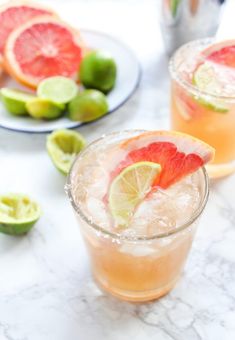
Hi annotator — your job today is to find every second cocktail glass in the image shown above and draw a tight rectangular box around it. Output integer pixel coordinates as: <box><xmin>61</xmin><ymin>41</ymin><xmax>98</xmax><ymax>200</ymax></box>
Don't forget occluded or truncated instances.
<box><xmin>169</xmin><ymin>38</ymin><xmax>235</xmax><ymax>178</ymax></box>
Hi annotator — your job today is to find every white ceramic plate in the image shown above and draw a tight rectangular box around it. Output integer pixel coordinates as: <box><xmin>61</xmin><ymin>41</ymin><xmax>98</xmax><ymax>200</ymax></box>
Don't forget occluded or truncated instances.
<box><xmin>0</xmin><ymin>29</ymin><xmax>141</xmax><ymax>133</ymax></box>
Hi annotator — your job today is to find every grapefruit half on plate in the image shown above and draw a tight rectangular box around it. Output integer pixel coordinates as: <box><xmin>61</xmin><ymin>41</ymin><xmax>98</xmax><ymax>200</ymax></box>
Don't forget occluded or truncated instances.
<box><xmin>4</xmin><ymin>16</ymin><xmax>86</xmax><ymax>89</ymax></box>
<box><xmin>0</xmin><ymin>0</ymin><xmax>55</xmax><ymax>66</ymax></box>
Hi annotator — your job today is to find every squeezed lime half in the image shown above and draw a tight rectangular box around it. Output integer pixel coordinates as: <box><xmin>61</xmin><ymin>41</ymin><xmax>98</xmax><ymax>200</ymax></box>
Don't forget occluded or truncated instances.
<box><xmin>68</xmin><ymin>89</ymin><xmax>109</xmax><ymax>122</ymax></box>
<box><xmin>47</xmin><ymin>129</ymin><xmax>86</xmax><ymax>175</ymax></box>
<box><xmin>0</xmin><ymin>194</ymin><xmax>41</xmax><ymax>235</ymax></box>
<box><xmin>0</xmin><ymin>88</ymin><xmax>35</xmax><ymax>115</ymax></box>
<box><xmin>26</xmin><ymin>98</ymin><xmax>65</xmax><ymax>120</ymax></box>
<box><xmin>37</xmin><ymin>76</ymin><xmax>78</xmax><ymax>104</ymax></box>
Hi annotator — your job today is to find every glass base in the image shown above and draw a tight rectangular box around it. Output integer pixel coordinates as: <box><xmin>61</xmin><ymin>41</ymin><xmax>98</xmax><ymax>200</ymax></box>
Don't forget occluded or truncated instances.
<box><xmin>206</xmin><ymin>161</ymin><xmax>235</xmax><ymax>179</ymax></box>
<box><xmin>94</xmin><ymin>274</ymin><xmax>179</xmax><ymax>302</ymax></box>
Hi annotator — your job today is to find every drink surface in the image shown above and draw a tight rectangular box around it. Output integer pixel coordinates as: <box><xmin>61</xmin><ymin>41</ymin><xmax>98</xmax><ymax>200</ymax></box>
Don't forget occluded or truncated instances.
<box><xmin>71</xmin><ymin>135</ymin><xmax>203</xmax><ymax>238</ymax></box>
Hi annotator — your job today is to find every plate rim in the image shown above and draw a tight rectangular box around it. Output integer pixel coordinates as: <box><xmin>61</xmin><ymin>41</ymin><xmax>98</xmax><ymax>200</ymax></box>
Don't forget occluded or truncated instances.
<box><xmin>0</xmin><ymin>28</ymin><xmax>141</xmax><ymax>134</ymax></box>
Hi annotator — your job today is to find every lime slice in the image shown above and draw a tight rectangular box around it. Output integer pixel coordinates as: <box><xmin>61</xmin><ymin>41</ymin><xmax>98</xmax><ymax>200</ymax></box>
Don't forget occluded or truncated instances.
<box><xmin>37</xmin><ymin>76</ymin><xmax>78</xmax><ymax>104</ymax></box>
<box><xmin>47</xmin><ymin>129</ymin><xmax>86</xmax><ymax>175</ymax></box>
<box><xmin>0</xmin><ymin>88</ymin><xmax>35</xmax><ymax>115</ymax></box>
<box><xmin>79</xmin><ymin>50</ymin><xmax>117</xmax><ymax>93</ymax></box>
<box><xmin>0</xmin><ymin>194</ymin><xmax>41</xmax><ymax>235</ymax></box>
<box><xmin>68</xmin><ymin>89</ymin><xmax>109</xmax><ymax>122</ymax></box>
<box><xmin>26</xmin><ymin>98</ymin><xmax>65</xmax><ymax>120</ymax></box>
<box><xmin>193</xmin><ymin>62</ymin><xmax>229</xmax><ymax>113</ymax></box>
<box><xmin>109</xmin><ymin>161</ymin><xmax>161</xmax><ymax>227</ymax></box>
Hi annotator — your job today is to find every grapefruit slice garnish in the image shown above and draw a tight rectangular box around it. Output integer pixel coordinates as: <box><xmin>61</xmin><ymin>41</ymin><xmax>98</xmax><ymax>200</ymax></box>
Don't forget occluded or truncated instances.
<box><xmin>202</xmin><ymin>40</ymin><xmax>235</xmax><ymax>68</ymax></box>
<box><xmin>112</xmin><ymin>131</ymin><xmax>215</xmax><ymax>189</ymax></box>
<box><xmin>4</xmin><ymin>16</ymin><xmax>85</xmax><ymax>88</ymax></box>
<box><xmin>0</xmin><ymin>0</ymin><xmax>55</xmax><ymax>65</ymax></box>
<box><xmin>109</xmin><ymin>161</ymin><xmax>161</xmax><ymax>227</ymax></box>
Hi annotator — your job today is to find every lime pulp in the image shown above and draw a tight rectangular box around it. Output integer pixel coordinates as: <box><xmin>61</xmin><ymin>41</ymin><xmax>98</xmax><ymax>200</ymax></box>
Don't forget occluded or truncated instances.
<box><xmin>37</xmin><ymin>76</ymin><xmax>78</xmax><ymax>104</ymax></box>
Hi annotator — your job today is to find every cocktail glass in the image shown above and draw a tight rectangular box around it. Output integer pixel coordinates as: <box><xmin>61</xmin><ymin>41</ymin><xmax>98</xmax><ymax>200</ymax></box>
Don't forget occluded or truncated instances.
<box><xmin>169</xmin><ymin>38</ymin><xmax>235</xmax><ymax>178</ymax></box>
<box><xmin>66</xmin><ymin>130</ymin><xmax>209</xmax><ymax>302</ymax></box>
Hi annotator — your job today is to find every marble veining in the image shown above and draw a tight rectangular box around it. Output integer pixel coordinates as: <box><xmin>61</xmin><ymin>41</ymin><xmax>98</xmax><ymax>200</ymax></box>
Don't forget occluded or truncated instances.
<box><xmin>0</xmin><ymin>1</ymin><xmax>235</xmax><ymax>339</ymax></box>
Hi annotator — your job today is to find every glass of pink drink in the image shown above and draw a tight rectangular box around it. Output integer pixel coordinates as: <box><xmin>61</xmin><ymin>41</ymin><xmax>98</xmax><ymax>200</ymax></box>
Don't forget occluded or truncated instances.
<box><xmin>66</xmin><ymin>130</ymin><xmax>212</xmax><ymax>302</ymax></box>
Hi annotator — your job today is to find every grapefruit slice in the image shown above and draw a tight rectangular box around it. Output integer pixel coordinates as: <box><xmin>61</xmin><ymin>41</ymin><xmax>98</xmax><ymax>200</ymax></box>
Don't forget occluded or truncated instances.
<box><xmin>112</xmin><ymin>131</ymin><xmax>215</xmax><ymax>189</ymax></box>
<box><xmin>4</xmin><ymin>16</ymin><xmax>85</xmax><ymax>88</ymax></box>
<box><xmin>202</xmin><ymin>40</ymin><xmax>235</xmax><ymax>68</ymax></box>
<box><xmin>0</xmin><ymin>0</ymin><xmax>55</xmax><ymax>65</ymax></box>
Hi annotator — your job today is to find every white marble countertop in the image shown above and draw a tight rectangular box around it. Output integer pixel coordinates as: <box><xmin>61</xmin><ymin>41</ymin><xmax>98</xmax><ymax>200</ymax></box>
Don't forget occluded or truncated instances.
<box><xmin>0</xmin><ymin>1</ymin><xmax>235</xmax><ymax>339</ymax></box>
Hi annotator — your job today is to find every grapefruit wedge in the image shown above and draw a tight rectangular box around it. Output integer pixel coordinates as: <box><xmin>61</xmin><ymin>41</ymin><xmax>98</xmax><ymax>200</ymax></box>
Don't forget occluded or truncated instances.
<box><xmin>4</xmin><ymin>16</ymin><xmax>85</xmax><ymax>88</ymax></box>
<box><xmin>202</xmin><ymin>40</ymin><xmax>235</xmax><ymax>68</ymax></box>
<box><xmin>112</xmin><ymin>130</ymin><xmax>215</xmax><ymax>189</ymax></box>
<box><xmin>0</xmin><ymin>0</ymin><xmax>55</xmax><ymax>65</ymax></box>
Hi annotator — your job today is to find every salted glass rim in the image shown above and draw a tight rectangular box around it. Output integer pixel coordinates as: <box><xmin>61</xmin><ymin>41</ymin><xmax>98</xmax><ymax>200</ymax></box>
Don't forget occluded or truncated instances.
<box><xmin>169</xmin><ymin>37</ymin><xmax>235</xmax><ymax>103</ymax></box>
<box><xmin>66</xmin><ymin>130</ymin><xmax>209</xmax><ymax>242</ymax></box>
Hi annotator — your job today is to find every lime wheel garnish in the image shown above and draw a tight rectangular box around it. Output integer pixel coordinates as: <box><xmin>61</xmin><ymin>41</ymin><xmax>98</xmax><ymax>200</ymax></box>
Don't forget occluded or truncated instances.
<box><xmin>109</xmin><ymin>162</ymin><xmax>161</xmax><ymax>227</ymax></box>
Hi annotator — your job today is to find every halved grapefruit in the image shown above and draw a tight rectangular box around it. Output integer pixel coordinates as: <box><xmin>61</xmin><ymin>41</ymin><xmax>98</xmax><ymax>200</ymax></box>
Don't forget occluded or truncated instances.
<box><xmin>0</xmin><ymin>0</ymin><xmax>55</xmax><ymax>65</ymax></box>
<box><xmin>112</xmin><ymin>130</ymin><xmax>215</xmax><ymax>189</ymax></box>
<box><xmin>4</xmin><ymin>16</ymin><xmax>85</xmax><ymax>88</ymax></box>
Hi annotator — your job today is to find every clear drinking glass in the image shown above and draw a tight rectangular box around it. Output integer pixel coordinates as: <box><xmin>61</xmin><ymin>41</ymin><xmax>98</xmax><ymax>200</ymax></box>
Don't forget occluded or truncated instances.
<box><xmin>66</xmin><ymin>130</ymin><xmax>209</xmax><ymax>302</ymax></box>
<box><xmin>169</xmin><ymin>38</ymin><xmax>235</xmax><ymax>178</ymax></box>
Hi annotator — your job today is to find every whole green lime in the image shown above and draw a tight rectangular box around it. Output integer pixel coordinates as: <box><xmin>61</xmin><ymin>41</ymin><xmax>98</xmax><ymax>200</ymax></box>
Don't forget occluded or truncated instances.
<box><xmin>68</xmin><ymin>89</ymin><xmax>109</xmax><ymax>122</ymax></box>
<box><xmin>79</xmin><ymin>50</ymin><xmax>117</xmax><ymax>93</ymax></box>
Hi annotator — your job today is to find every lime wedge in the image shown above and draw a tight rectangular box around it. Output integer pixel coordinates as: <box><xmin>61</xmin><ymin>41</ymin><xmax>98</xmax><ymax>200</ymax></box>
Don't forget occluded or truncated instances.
<box><xmin>0</xmin><ymin>88</ymin><xmax>35</xmax><ymax>115</ymax></box>
<box><xmin>193</xmin><ymin>62</ymin><xmax>229</xmax><ymax>113</ymax></box>
<box><xmin>26</xmin><ymin>98</ymin><xmax>65</xmax><ymax>120</ymax></box>
<box><xmin>0</xmin><ymin>194</ymin><xmax>41</xmax><ymax>235</ymax></box>
<box><xmin>109</xmin><ymin>161</ymin><xmax>161</xmax><ymax>228</ymax></box>
<box><xmin>37</xmin><ymin>76</ymin><xmax>78</xmax><ymax>104</ymax></box>
<box><xmin>47</xmin><ymin>129</ymin><xmax>86</xmax><ymax>175</ymax></box>
<box><xmin>68</xmin><ymin>89</ymin><xmax>109</xmax><ymax>122</ymax></box>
